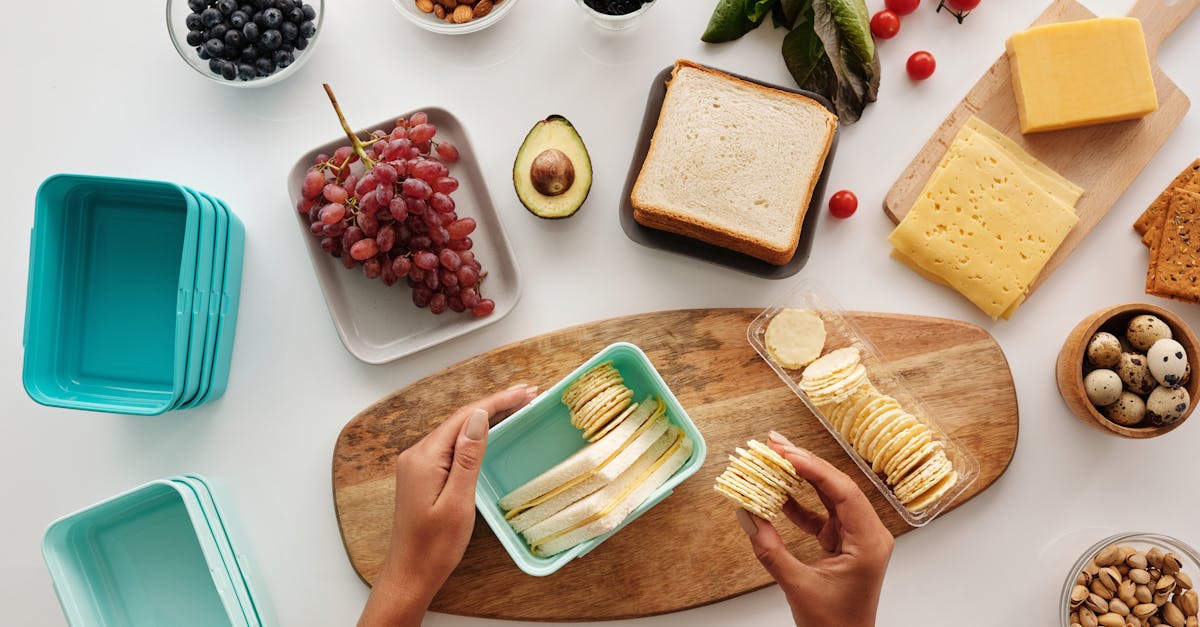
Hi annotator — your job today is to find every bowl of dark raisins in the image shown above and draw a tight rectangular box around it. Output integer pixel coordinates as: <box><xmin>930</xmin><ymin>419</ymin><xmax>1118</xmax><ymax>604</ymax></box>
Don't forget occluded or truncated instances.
<box><xmin>168</xmin><ymin>0</ymin><xmax>323</xmax><ymax>86</ymax></box>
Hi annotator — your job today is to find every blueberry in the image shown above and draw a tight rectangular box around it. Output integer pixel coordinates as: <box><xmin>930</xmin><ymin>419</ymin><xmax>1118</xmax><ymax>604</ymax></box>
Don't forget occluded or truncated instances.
<box><xmin>286</xmin><ymin>6</ymin><xmax>303</xmax><ymax>22</ymax></box>
<box><xmin>280</xmin><ymin>21</ymin><xmax>298</xmax><ymax>41</ymax></box>
<box><xmin>188</xmin><ymin>0</ymin><xmax>207</xmax><ymax>11</ymax></box>
<box><xmin>243</xmin><ymin>21</ymin><xmax>259</xmax><ymax>39</ymax></box>
<box><xmin>275</xmin><ymin>0</ymin><xmax>291</xmax><ymax>10</ymax></box>
<box><xmin>241</xmin><ymin>44</ymin><xmax>258</xmax><ymax>60</ymax></box>
<box><xmin>208</xmin><ymin>23</ymin><xmax>227</xmax><ymax>39</ymax></box>
<box><xmin>198</xmin><ymin>46</ymin><xmax>211</xmax><ymax>59</ymax></box>
<box><xmin>200</xmin><ymin>7</ymin><xmax>222</xmax><ymax>27</ymax></box>
<box><xmin>217</xmin><ymin>0</ymin><xmax>237</xmax><ymax>13</ymax></box>
<box><xmin>299</xmin><ymin>20</ymin><xmax>315</xmax><ymax>38</ymax></box>
<box><xmin>224</xmin><ymin>29</ymin><xmax>244</xmax><ymax>49</ymax></box>
<box><xmin>273</xmin><ymin>49</ymin><xmax>294</xmax><ymax>68</ymax></box>
<box><xmin>253</xmin><ymin>0</ymin><xmax>271</xmax><ymax>9</ymax></box>
<box><xmin>230</xmin><ymin>10</ymin><xmax>248</xmax><ymax>26</ymax></box>
<box><xmin>252</xmin><ymin>10</ymin><xmax>264</xmax><ymax>25</ymax></box>
<box><xmin>237</xmin><ymin>62</ymin><xmax>256</xmax><ymax>79</ymax></box>
<box><xmin>208</xmin><ymin>57</ymin><xmax>223</xmax><ymax>73</ymax></box>
<box><xmin>255</xmin><ymin>57</ymin><xmax>276</xmax><ymax>75</ymax></box>
<box><xmin>260</xmin><ymin>29</ymin><xmax>282</xmax><ymax>50</ymax></box>
<box><xmin>262</xmin><ymin>7</ymin><xmax>283</xmax><ymax>27</ymax></box>
<box><xmin>186</xmin><ymin>12</ymin><xmax>204</xmax><ymax>30</ymax></box>
<box><xmin>186</xmin><ymin>30</ymin><xmax>204</xmax><ymax>46</ymax></box>
<box><xmin>240</xmin><ymin>3</ymin><xmax>253</xmax><ymax>12</ymax></box>
<box><xmin>301</xmin><ymin>3</ymin><xmax>315</xmax><ymax>20</ymax></box>
<box><xmin>204</xmin><ymin>38</ymin><xmax>224</xmax><ymax>57</ymax></box>
<box><xmin>221</xmin><ymin>61</ymin><xmax>238</xmax><ymax>80</ymax></box>
<box><xmin>293</xmin><ymin>36</ymin><xmax>308</xmax><ymax>50</ymax></box>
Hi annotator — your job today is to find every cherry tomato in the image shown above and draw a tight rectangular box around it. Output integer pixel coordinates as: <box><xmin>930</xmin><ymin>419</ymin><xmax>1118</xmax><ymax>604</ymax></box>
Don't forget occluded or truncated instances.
<box><xmin>870</xmin><ymin>10</ymin><xmax>900</xmax><ymax>40</ymax></box>
<box><xmin>906</xmin><ymin>51</ymin><xmax>936</xmax><ymax>81</ymax></box>
<box><xmin>828</xmin><ymin>190</ymin><xmax>858</xmax><ymax>219</ymax></box>
<box><xmin>945</xmin><ymin>0</ymin><xmax>980</xmax><ymax>11</ymax></box>
<box><xmin>885</xmin><ymin>0</ymin><xmax>920</xmax><ymax>15</ymax></box>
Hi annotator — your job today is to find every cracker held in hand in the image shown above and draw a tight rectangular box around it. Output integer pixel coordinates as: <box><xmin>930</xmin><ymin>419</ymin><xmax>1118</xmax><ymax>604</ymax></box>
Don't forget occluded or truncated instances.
<box><xmin>764</xmin><ymin>308</ymin><xmax>827</xmax><ymax>369</ymax></box>
<box><xmin>713</xmin><ymin>439</ymin><xmax>802</xmax><ymax>521</ymax></box>
<box><xmin>799</xmin><ymin>347</ymin><xmax>957</xmax><ymax>512</ymax></box>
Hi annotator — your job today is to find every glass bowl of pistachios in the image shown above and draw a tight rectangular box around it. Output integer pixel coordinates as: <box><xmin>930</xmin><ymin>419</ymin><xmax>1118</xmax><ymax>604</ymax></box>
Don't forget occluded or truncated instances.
<box><xmin>392</xmin><ymin>0</ymin><xmax>518</xmax><ymax>34</ymax></box>
<box><xmin>1063</xmin><ymin>532</ymin><xmax>1200</xmax><ymax>627</ymax></box>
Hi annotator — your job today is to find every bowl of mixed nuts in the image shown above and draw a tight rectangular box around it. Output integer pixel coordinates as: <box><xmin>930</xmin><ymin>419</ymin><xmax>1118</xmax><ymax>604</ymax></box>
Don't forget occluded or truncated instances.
<box><xmin>393</xmin><ymin>0</ymin><xmax>516</xmax><ymax>34</ymax></box>
<box><xmin>1063</xmin><ymin>533</ymin><xmax>1200</xmax><ymax>627</ymax></box>
<box><xmin>1056</xmin><ymin>303</ymin><xmax>1200</xmax><ymax>439</ymax></box>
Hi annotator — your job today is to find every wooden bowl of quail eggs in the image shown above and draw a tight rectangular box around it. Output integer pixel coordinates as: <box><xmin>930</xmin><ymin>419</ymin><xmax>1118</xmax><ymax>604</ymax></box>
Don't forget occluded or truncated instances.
<box><xmin>1057</xmin><ymin>303</ymin><xmax>1199</xmax><ymax>438</ymax></box>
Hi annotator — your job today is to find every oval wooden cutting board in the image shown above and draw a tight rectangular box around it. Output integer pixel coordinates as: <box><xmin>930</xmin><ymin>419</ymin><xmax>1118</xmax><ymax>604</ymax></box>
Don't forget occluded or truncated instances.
<box><xmin>332</xmin><ymin>309</ymin><xmax>1018</xmax><ymax>621</ymax></box>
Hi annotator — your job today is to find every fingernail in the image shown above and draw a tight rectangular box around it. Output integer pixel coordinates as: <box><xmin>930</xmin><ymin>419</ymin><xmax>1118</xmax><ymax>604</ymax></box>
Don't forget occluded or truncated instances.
<box><xmin>768</xmin><ymin>431</ymin><xmax>790</xmax><ymax>446</ymax></box>
<box><xmin>466</xmin><ymin>408</ymin><xmax>488</xmax><ymax>440</ymax></box>
<box><xmin>735</xmin><ymin>508</ymin><xmax>758</xmax><ymax>537</ymax></box>
<box><xmin>506</xmin><ymin>383</ymin><xmax>528</xmax><ymax>392</ymax></box>
<box><xmin>784</xmin><ymin>445</ymin><xmax>810</xmax><ymax>460</ymax></box>
<box><xmin>524</xmin><ymin>385</ymin><xmax>539</xmax><ymax>395</ymax></box>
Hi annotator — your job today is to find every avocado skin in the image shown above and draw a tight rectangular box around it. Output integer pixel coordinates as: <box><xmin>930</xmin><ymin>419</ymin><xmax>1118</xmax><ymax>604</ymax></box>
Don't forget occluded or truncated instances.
<box><xmin>513</xmin><ymin>115</ymin><xmax>593</xmax><ymax>219</ymax></box>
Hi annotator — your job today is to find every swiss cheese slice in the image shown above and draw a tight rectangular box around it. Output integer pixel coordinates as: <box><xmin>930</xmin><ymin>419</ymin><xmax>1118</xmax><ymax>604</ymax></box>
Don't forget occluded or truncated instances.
<box><xmin>888</xmin><ymin>129</ymin><xmax>1078</xmax><ymax>319</ymax></box>
<box><xmin>958</xmin><ymin>118</ymin><xmax>1083</xmax><ymax>206</ymax></box>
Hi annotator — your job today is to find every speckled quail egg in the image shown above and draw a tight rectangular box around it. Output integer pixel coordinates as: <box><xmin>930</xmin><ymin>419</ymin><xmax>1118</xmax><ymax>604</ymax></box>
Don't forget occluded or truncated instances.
<box><xmin>1115</xmin><ymin>352</ymin><xmax>1157</xmax><ymax>396</ymax></box>
<box><xmin>1145</xmin><ymin>385</ymin><xmax>1190</xmax><ymax>426</ymax></box>
<box><xmin>1103</xmin><ymin>391</ymin><xmax>1147</xmax><ymax>427</ymax></box>
<box><xmin>1086</xmin><ymin>332</ymin><xmax>1123</xmax><ymax>369</ymax></box>
<box><xmin>1147</xmin><ymin>338</ymin><xmax>1189</xmax><ymax>388</ymax></box>
<box><xmin>1127</xmin><ymin>314</ymin><xmax>1173</xmax><ymax>352</ymax></box>
<box><xmin>1084</xmin><ymin>369</ymin><xmax>1123</xmax><ymax>407</ymax></box>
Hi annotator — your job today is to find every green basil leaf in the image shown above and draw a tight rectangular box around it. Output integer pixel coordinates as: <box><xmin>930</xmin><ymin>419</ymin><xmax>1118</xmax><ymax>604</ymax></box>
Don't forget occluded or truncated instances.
<box><xmin>746</xmin><ymin>0</ymin><xmax>777</xmax><ymax>22</ymax></box>
<box><xmin>702</xmin><ymin>0</ymin><xmax>765</xmax><ymax>43</ymax></box>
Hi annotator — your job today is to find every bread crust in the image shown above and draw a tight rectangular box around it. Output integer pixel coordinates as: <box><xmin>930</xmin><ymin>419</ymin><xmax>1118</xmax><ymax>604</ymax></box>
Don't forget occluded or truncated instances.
<box><xmin>631</xmin><ymin>59</ymin><xmax>837</xmax><ymax>266</ymax></box>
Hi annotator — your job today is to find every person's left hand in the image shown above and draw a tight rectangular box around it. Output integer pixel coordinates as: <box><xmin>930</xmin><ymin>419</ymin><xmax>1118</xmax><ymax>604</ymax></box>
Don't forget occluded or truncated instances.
<box><xmin>358</xmin><ymin>384</ymin><xmax>538</xmax><ymax>627</ymax></box>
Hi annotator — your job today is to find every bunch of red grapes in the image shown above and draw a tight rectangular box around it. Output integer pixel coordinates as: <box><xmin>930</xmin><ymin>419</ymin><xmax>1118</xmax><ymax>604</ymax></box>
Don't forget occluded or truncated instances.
<box><xmin>297</xmin><ymin>112</ymin><xmax>494</xmax><ymax>317</ymax></box>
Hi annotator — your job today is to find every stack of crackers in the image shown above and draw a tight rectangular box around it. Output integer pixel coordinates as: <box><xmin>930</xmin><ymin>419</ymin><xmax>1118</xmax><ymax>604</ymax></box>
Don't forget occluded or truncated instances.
<box><xmin>563</xmin><ymin>362</ymin><xmax>636</xmax><ymax>442</ymax></box>
<box><xmin>800</xmin><ymin>348</ymin><xmax>958</xmax><ymax>513</ymax></box>
<box><xmin>713</xmin><ymin>440</ymin><xmax>803</xmax><ymax>522</ymax></box>
<box><xmin>1134</xmin><ymin>159</ymin><xmax>1200</xmax><ymax>302</ymax></box>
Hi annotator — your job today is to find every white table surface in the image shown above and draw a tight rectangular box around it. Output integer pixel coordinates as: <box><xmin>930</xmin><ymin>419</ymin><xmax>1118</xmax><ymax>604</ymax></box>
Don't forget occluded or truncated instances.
<box><xmin>3</xmin><ymin>0</ymin><xmax>1199</xmax><ymax>624</ymax></box>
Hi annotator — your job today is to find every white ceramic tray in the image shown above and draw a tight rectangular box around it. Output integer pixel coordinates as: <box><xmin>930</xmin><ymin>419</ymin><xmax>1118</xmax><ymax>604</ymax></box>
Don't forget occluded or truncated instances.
<box><xmin>287</xmin><ymin>108</ymin><xmax>521</xmax><ymax>364</ymax></box>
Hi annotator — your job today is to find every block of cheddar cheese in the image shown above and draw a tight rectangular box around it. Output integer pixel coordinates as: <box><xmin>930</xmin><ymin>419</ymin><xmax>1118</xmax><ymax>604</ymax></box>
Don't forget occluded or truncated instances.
<box><xmin>1006</xmin><ymin>17</ymin><xmax>1157</xmax><ymax>134</ymax></box>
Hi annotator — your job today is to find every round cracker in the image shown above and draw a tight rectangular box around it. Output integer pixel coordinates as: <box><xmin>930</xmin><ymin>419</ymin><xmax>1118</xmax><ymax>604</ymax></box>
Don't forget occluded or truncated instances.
<box><xmin>883</xmin><ymin>430</ymin><xmax>934</xmax><ymax>479</ymax></box>
<box><xmin>715</xmin><ymin>483</ymin><xmax>780</xmax><ymax>521</ymax></box>
<box><xmin>871</xmin><ymin>420</ymin><xmax>924</xmax><ymax>473</ymax></box>
<box><xmin>734</xmin><ymin>449</ymin><xmax>800</xmax><ymax>495</ymax></box>
<box><xmin>730</xmin><ymin>455</ymin><xmax>791</xmax><ymax>496</ymax></box>
<box><xmin>747</xmin><ymin>441</ymin><xmax>800</xmax><ymax>482</ymax></box>
<box><xmin>854</xmin><ymin>406</ymin><xmax>905</xmax><ymax>454</ymax></box>
<box><xmin>888</xmin><ymin>439</ymin><xmax>942</xmax><ymax>486</ymax></box>
<box><xmin>562</xmin><ymin>363</ymin><xmax>619</xmax><ymax>404</ymax></box>
<box><xmin>896</xmin><ymin>451</ymin><xmax>953</xmax><ymax>502</ymax></box>
<box><xmin>865</xmin><ymin>413</ymin><xmax>920</xmax><ymax>465</ymax></box>
<box><xmin>565</xmin><ymin>370</ymin><xmax>623</xmax><ymax>414</ymax></box>
<box><xmin>577</xmin><ymin>387</ymin><xmax>633</xmax><ymax>431</ymax></box>
<box><xmin>717</xmin><ymin>472</ymin><xmax>785</xmax><ymax>511</ymax></box>
<box><xmin>846</xmin><ymin>397</ymin><xmax>900</xmax><ymax>446</ymax></box>
<box><xmin>800</xmin><ymin>347</ymin><xmax>861</xmax><ymax>386</ymax></box>
<box><xmin>805</xmin><ymin>365</ymin><xmax>871</xmax><ymax>407</ymax></box>
<box><xmin>586</xmin><ymin>401</ymin><xmax>640</xmax><ymax>442</ymax></box>
<box><xmin>764</xmin><ymin>309</ymin><xmax>827</xmax><ymax>369</ymax></box>
<box><xmin>828</xmin><ymin>388</ymin><xmax>879</xmax><ymax>435</ymax></box>
<box><xmin>904</xmin><ymin>470</ymin><xmax>959</xmax><ymax>513</ymax></box>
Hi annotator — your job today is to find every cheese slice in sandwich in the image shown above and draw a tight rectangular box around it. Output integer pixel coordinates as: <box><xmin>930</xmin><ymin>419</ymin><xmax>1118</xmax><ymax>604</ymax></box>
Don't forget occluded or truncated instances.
<box><xmin>526</xmin><ymin>426</ymin><xmax>693</xmax><ymax>557</ymax></box>
<box><xmin>497</xmin><ymin>397</ymin><xmax>661</xmax><ymax>513</ymax></box>
<box><xmin>506</xmin><ymin>406</ymin><xmax>671</xmax><ymax>532</ymax></box>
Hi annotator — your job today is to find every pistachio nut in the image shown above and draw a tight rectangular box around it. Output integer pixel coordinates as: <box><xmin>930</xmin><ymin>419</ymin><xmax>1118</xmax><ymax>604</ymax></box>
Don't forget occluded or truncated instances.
<box><xmin>1158</xmin><ymin>576</ymin><xmax>1178</xmax><ymax>595</ymax></box>
<box><xmin>1149</xmin><ymin>548</ymin><xmax>1166</xmax><ymax>570</ymax></box>
<box><xmin>1072</xmin><ymin>584</ymin><xmax>1092</xmax><ymax>606</ymax></box>
<box><xmin>1129</xmin><ymin>554</ymin><xmax>1150</xmax><ymax>570</ymax></box>
<box><xmin>1089</xmin><ymin>594</ymin><xmax>1113</xmax><ymax>614</ymax></box>
<box><xmin>1080</xmin><ymin>607</ymin><xmax>1099</xmax><ymax>627</ymax></box>
<box><xmin>1111</xmin><ymin>599</ymin><xmax>1131</xmax><ymax>617</ymax></box>
<box><xmin>1097</xmin><ymin>547</ymin><xmax>1124</xmax><ymax>567</ymax></box>
<box><xmin>1165</xmin><ymin>555</ymin><xmax>1185</xmax><ymax>577</ymax></box>
<box><xmin>1179</xmin><ymin>590</ymin><xmax>1199</xmax><ymax>617</ymax></box>
<box><xmin>1135</xmin><ymin>603</ymin><xmax>1161</xmax><ymax>619</ymax></box>
<box><xmin>1133</xmin><ymin>570</ymin><xmax>1154</xmax><ymax>585</ymax></box>
<box><xmin>1101</xmin><ymin>613</ymin><xmax>1130</xmax><ymax>627</ymax></box>
<box><xmin>1139</xmin><ymin>585</ymin><xmax>1155</xmax><ymax>603</ymax></box>
<box><xmin>1164</xmin><ymin>602</ymin><xmax>1187</xmax><ymax>627</ymax></box>
<box><xmin>1177</xmin><ymin>572</ymin><xmax>1194</xmax><ymax>592</ymax></box>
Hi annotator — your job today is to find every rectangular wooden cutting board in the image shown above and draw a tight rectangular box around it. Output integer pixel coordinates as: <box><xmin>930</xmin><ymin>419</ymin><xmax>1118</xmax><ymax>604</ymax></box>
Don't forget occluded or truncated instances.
<box><xmin>884</xmin><ymin>0</ymin><xmax>1196</xmax><ymax>299</ymax></box>
<box><xmin>332</xmin><ymin>309</ymin><xmax>1019</xmax><ymax>621</ymax></box>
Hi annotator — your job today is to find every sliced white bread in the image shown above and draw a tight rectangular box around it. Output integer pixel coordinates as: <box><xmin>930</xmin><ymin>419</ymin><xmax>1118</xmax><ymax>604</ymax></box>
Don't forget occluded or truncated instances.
<box><xmin>631</xmin><ymin>59</ymin><xmax>837</xmax><ymax>266</ymax></box>
<box><xmin>506</xmin><ymin>407</ymin><xmax>671</xmax><ymax>532</ymax></box>
<box><xmin>498</xmin><ymin>398</ymin><xmax>660</xmax><ymax>512</ymax></box>
<box><xmin>527</xmin><ymin>426</ymin><xmax>693</xmax><ymax>557</ymax></box>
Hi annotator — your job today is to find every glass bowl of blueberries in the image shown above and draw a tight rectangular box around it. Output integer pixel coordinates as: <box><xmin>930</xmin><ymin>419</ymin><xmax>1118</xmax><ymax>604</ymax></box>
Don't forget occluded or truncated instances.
<box><xmin>574</xmin><ymin>0</ymin><xmax>656</xmax><ymax>30</ymax></box>
<box><xmin>168</xmin><ymin>0</ymin><xmax>323</xmax><ymax>87</ymax></box>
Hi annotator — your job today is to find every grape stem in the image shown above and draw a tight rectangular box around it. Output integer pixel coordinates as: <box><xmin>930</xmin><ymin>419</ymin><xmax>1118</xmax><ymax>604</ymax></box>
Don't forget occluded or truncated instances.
<box><xmin>323</xmin><ymin>83</ymin><xmax>376</xmax><ymax>169</ymax></box>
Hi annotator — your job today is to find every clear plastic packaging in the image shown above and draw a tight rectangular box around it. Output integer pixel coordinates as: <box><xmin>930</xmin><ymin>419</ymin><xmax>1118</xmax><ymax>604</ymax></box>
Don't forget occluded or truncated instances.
<box><xmin>747</xmin><ymin>280</ymin><xmax>979</xmax><ymax>527</ymax></box>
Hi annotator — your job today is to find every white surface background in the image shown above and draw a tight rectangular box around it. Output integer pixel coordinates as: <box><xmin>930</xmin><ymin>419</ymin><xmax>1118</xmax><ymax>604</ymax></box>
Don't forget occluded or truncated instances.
<box><xmin>3</xmin><ymin>0</ymin><xmax>1199</xmax><ymax>624</ymax></box>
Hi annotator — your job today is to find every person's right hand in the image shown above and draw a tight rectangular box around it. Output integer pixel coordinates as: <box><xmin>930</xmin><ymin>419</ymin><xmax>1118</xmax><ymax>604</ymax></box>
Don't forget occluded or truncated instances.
<box><xmin>735</xmin><ymin>431</ymin><xmax>895</xmax><ymax>627</ymax></box>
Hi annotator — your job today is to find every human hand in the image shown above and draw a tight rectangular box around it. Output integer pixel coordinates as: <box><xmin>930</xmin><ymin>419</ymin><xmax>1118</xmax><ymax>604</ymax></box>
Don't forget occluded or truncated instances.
<box><xmin>735</xmin><ymin>431</ymin><xmax>894</xmax><ymax>627</ymax></box>
<box><xmin>358</xmin><ymin>384</ymin><xmax>539</xmax><ymax>627</ymax></box>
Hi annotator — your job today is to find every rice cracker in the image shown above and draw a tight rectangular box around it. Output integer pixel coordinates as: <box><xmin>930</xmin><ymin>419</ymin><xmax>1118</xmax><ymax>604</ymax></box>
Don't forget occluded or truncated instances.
<box><xmin>764</xmin><ymin>308</ymin><xmax>827</xmax><ymax>369</ymax></box>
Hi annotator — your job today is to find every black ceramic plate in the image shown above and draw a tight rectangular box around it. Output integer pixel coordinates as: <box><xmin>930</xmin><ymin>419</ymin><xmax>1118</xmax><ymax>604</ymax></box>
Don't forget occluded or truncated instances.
<box><xmin>619</xmin><ymin>64</ymin><xmax>840</xmax><ymax>279</ymax></box>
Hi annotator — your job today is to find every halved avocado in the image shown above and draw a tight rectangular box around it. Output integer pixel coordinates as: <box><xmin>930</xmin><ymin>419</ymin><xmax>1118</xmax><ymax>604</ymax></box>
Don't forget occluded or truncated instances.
<box><xmin>513</xmin><ymin>115</ymin><xmax>592</xmax><ymax>219</ymax></box>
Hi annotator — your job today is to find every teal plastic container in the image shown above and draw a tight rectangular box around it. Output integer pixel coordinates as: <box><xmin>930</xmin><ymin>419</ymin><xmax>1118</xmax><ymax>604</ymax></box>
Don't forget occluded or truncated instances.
<box><xmin>23</xmin><ymin>174</ymin><xmax>199</xmax><ymax>415</ymax></box>
<box><xmin>42</xmin><ymin>481</ymin><xmax>245</xmax><ymax>626</ymax></box>
<box><xmin>476</xmin><ymin>342</ymin><xmax>707</xmax><ymax>577</ymax></box>
<box><xmin>179</xmin><ymin>190</ymin><xmax>228</xmax><ymax>408</ymax></box>
<box><xmin>197</xmin><ymin>194</ymin><xmax>244</xmax><ymax>405</ymax></box>
<box><xmin>178</xmin><ymin>189</ymin><xmax>216</xmax><ymax>406</ymax></box>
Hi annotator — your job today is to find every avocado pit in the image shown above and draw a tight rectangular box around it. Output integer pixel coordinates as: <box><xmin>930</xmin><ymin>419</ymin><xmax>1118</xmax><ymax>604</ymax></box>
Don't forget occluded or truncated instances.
<box><xmin>530</xmin><ymin>149</ymin><xmax>575</xmax><ymax>196</ymax></box>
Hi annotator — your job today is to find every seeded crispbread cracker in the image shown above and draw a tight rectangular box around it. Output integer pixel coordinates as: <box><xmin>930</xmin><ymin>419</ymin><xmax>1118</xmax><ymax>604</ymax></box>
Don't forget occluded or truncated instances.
<box><xmin>1136</xmin><ymin>159</ymin><xmax>1200</xmax><ymax>241</ymax></box>
<box><xmin>1148</xmin><ymin>189</ymin><xmax>1200</xmax><ymax>303</ymax></box>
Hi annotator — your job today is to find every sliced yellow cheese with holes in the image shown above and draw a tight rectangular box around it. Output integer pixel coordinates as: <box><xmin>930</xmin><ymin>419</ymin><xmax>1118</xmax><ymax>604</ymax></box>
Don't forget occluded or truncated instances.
<box><xmin>1006</xmin><ymin>17</ymin><xmax>1157</xmax><ymax>134</ymax></box>
<box><xmin>888</xmin><ymin>138</ymin><xmax>1078</xmax><ymax>319</ymax></box>
<box><xmin>958</xmin><ymin>117</ymin><xmax>1083</xmax><ymax>206</ymax></box>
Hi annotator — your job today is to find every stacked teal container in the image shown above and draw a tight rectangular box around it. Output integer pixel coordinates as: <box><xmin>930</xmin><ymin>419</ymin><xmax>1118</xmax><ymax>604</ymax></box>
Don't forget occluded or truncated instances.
<box><xmin>23</xmin><ymin>174</ymin><xmax>245</xmax><ymax>415</ymax></box>
<box><xmin>42</xmin><ymin>475</ymin><xmax>272</xmax><ymax>626</ymax></box>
